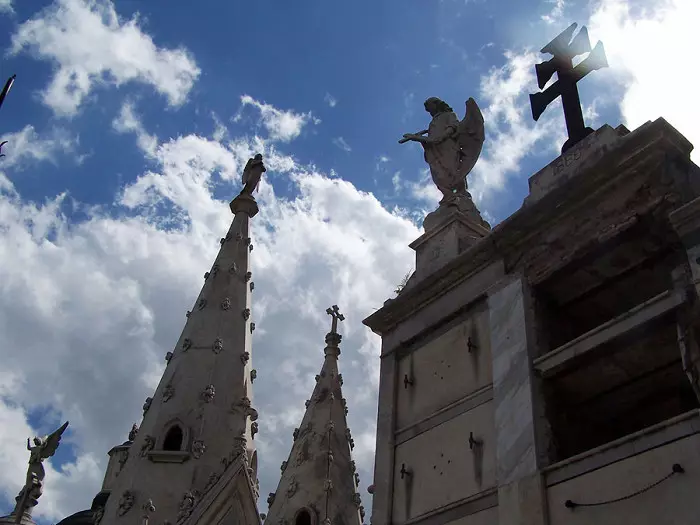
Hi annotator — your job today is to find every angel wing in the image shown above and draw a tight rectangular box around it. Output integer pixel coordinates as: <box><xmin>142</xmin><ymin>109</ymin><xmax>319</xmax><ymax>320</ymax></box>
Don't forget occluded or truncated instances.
<box><xmin>40</xmin><ymin>421</ymin><xmax>69</xmax><ymax>460</ymax></box>
<box><xmin>457</xmin><ymin>98</ymin><xmax>485</xmax><ymax>178</ymax></box>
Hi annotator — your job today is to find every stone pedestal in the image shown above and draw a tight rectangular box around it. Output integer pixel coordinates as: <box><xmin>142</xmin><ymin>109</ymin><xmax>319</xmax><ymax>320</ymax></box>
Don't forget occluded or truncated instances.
<box><xmin>409</xmin><ymin>207</ymin><xmax>490</xmax><ymax>282</ymax></box>
<box><xmin>524</xmin><ymin>124</ymin><xmax>629</xmax><ymax>205</ymax></box>
<box><xmin>0</xmin><ymin>511</ymin><xmax>36</xmax><ymax>525</ymax></box>
<box><xmin>230</xmin><ymin>192</ymin><xmax>259</xmax><ymax>217</ymax></box>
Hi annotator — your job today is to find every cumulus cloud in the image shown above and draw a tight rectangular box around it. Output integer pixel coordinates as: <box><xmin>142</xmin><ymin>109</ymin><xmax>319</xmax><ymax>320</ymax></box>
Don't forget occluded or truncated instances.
<box><xmin>112</xmin><ymin>101</ymin><xmax>158</xmax><ymax>157</ymax></box>
<box><xmin>0</xmin><ymin>0</ymin><xmax>13</xmax><ymax>14</ymax></box>
<box><xmin>0</xmin><ymin>125</ymin><xmax>77</xmax><ymax>169</ymax></box>
<box><xmin>588</xmin><ymin>0</ymin><xmax>700</xmax><ymax>162</ymax></box>
<box><xmin>238</xmin><ymin>95</ymin><xmax>318</xmax><ymax>142</ymax></box>
<box><xmin>10</xmin><ymin>0</ymin><xmax>200</xmax><ymax>116</ymax></box>
<box><xmin>0</xmin><ymin>115</ymin><xmax>416</xmax><ymax>521</ymax></box>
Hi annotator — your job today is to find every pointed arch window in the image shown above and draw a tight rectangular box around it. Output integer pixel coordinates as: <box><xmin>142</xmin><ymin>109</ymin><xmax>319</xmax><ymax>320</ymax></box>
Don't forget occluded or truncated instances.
<box><xmin>295</xmin><ymin>509</ymin><xmax>312</xmax><ymax>525</ymax></box>
<box><xmin>163</xmin><ymin>425</ymin><xmax>184</xmax><ymax>451</ymax></box>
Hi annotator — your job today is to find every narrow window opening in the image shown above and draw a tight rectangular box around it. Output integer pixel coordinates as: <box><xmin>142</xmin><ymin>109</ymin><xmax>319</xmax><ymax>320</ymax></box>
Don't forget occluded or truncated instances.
<box><xmin>295</xmin><ymin>509</ymin><xmax>311</xmax><ymax>525</ymax></box>
<box><xmin>163</xmin><ymin>425</ymin><xmax>184</xmax><ymax>451</ymax></box>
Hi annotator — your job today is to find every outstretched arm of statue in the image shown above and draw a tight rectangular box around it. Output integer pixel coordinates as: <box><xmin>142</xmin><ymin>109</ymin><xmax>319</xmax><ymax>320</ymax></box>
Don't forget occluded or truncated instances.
<box><xmin>398</xmin><ymin>129</ymin><xmax>429</xmax><ymax>144</ymax></box>
<box><xmin>26</xmin><ymin>438</ymin><xmax>31</xmax><ymax>451</ymax></box>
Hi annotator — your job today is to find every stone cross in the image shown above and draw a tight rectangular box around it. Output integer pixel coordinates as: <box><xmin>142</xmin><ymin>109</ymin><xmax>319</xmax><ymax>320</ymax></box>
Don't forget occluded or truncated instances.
<box><xmin>529</xmin><ymin>23</ymin><xmax>608</xmax><ymax>153</ymax></box>
<box><xmin>326</xmin><ymin>305</ymin><xmax>344</xmax><ymax>334</ymax></box>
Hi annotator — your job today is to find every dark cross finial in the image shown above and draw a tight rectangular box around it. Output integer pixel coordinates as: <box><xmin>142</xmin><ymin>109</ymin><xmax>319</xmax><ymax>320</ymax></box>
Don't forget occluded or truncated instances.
<box><xmin>529</xmin><ymin>23</ymin><xmax>608</xmax><ymax>153</ymax></box>
<box><xmin>326</xmin><ymin>305</ymin><xmax>344</xmax><ymax>334</ymax></box>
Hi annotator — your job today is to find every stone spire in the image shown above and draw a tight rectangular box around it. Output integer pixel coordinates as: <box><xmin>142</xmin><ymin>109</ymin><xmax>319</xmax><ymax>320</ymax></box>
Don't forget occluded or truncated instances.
<box><xmin>264</xmin><ymin>306</ymin><xmax>365</xmax><ymax>525</ymax></box>
<box><xmin>97</xmin><ymin>159</ymin><xmax>264</xmax><ymax>525</ymax></box>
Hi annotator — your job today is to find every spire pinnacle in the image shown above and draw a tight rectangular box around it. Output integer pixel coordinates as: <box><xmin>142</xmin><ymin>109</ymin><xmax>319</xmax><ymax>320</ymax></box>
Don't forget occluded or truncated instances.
<box><xmin>325</xmin><ymin>305</ymin><xmax>344</xmax><ymax>352</ymax></box>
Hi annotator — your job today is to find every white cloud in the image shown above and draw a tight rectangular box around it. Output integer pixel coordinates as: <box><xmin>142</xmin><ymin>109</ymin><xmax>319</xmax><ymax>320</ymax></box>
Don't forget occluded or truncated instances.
<box><xmin>239</xmin><ymin>95</ymin><xmax>318</xmax><ymax>142</ymax></box>
<box><xmin>468</xmin><ymin>50</ymin><xmax>561</xmax><ymax>204</ymax></box>
<box><xmin>588</xmin><ymin>0</ymin><xmax>700</xmax><ymax>162</ymax></box>
<box><xmin>0</xmin><ymin>0</ymin><xmax>13</xmax><ymax>14</ymax></box>
<box><xmin>0</xmin><ymin>125</ymin><xmax>77</xmax><ymax>168</ymax></box>
<box><xmin>541</xmin><ymin>0</ymin><xmax>566</xmax><ymax>24</ymax></box>
<box><xmin>324</xmin><ymin>92</ymin><xmax>337</xmax><ymax>108</ymax></box>
<box><xmin>10</xmin><ymin>0</ymin><xmax>200</xmax><ymax>117</ymax></box>
<box><xmin>0</xmin><ymin>118</ymin><xmax>417</xmax><ymax>521</ymax></box>
<box><xmin>112</xmin><ymin>101</ymin><xmax>158</xmax><ymax>157</ymax></box>
<box><xmin>332</xmin><ymin>136</ymin><xmax>352</xmax><ymax>152</ymax></box>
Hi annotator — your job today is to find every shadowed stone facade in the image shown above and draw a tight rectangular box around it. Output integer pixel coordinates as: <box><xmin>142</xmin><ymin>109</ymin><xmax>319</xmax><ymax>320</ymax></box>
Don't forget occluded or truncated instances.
<box><xmin>364</xmin><ymin>118</ymin><xmax>700</xmax><ymax>525</ymax></box>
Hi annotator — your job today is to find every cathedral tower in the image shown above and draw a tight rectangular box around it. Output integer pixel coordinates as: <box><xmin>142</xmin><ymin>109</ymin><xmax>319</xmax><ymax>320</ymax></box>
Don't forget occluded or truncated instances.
<box><xmin>96</xmin><ymin>163</ymin><xmax>264</xmax><ymax>525</ymax></box>
<box><xmin>264</xmin><ymin>306</ymin><xmax>364</xmax><ymax>525</ymax></box>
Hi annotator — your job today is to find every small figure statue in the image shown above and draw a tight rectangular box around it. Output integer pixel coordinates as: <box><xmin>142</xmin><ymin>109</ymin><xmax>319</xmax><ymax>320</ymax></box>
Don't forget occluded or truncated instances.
<box><xmin>400</xmin><ymin>97</ymin><xmax>484</xmax><ymax>206</ymax></box>
<box><xmin>128</xmin><ymin>424</ymin><xmax>139</xmax><ymax>442</ymax></box>
<box><xmin>240</xmin><ymin>154</ymin><xmax>266</xmax><ymax>196</ymax></box>
<box><xmin>12</xmin><ymin>422</ymin><xmax>69</xmax><ymax>521</ymax></box>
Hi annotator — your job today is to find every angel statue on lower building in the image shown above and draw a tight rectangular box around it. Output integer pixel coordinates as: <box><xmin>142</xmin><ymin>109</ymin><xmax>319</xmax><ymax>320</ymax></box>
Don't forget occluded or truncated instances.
<box><xmin>9</xmin><ymin>421</ymin><xmax>69</xmax><ymax>523</ymax></box>
<box><xmin>400</xmin><ymin>97</ymin><xmax>487</xmax><ymax>228</ymax></box>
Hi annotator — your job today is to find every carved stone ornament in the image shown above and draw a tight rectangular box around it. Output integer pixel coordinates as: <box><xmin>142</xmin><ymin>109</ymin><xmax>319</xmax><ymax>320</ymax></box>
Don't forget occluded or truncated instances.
<box><xmin>142</xmin><ymin>397</ymin><xmax>153</xmax><ymax>415</ymax></box>
<box><xmin>267</xmin><ymin>492</ymin><xmax>276</xmax><ymax>507</ymax></box>
<box><xmin>250</xmin><ymin>281</ymin><xmax>255</xmax><ymax>292</ymax></box>
<box><xmin>182</xmin><ymin>338</ymin><xmax>192</xmax><ymax>351</ymax></box>
<box><xmin>94</xmin><ymin>506</ymin><xmax>104</xmax><ymax>525</ymax></box>
<box><xmin>249</xmin><ymin>244</ymin><xmax>254</xmax><ymax>252</ymax></box>
<box><xmin>197</xmin><ymin>298</ymin><xmax>207</xmax><ymax>310</ymax></box>
<box><xmin>186</xmin><ymin>310</ymin><xmax>191</xmax><ymax>318</ymax></box>
<box><xmin>293</xmin><ymin>428</ymin><xmax>300</xmax><ymax>441</ymax></box>
<box><xmin>229</xmin><ymin>262</ymin><xmax>238</xmax><ymax>275</ymax></box>
<box><xmin>250</xmin><ymin>322</ymin><xmax>256</xmax><ymax>333</ymax></box>
<box><xmin>352</xmin><ymin>493</ymin><xmax>362</xmax><ymax>506</ymax></box>
<box><xmin>117</xmin><ymin>449</ymin><xmax>129</xmax><ymax>473</ymax></box>
<box><xmin>286</xmin><ymin>477</ymin><xmax>298</xmax><ymax>498</ymax></box>
<box><xmin>142</xmin><ymin>499</ymin><xmax>156</xmax><ymax>515</ymax></box>
<box><xmin>338</xmin><ymin>373</ymin><xmax>343</xmax><ymax>386</ymax></box>
<box><xmin>245</xmin><ymin>271</ymin><xmax>252</xmax><ymax>281</ymax></box>
<box><xmin>192</xmin><ymin>439</ymin><xmax>206</xmax><ymax>459</ymax></box>
<box><xmin>360</xmin><ymin>506</ymin><xmax>366</xmax><ymax>522</ymax></box>
<box><xmin>315</xmin><ymin>374</ymin><xmax>321</xmax><ymax>382</ymax></box>
<box><xmin>323</xmin><ymin>479</ymin><xmax>333</xmax><ymax>493</ymax></box>
<box><xmin>204</xmin><ymin>271</ymin><xmax>210</xmax><ymax>279</ymax></box>
<box><xmin>345</xmin><ymin>428</ymin><xmax>355</xmax><ymax>450</ymax></box>
<box><xmin>140</xmin><ymin>435</ymin><xmax>155</xmax><ymax>457</ymax></box>
<box><xmin>163</xmin><ymin>383</ymin><xmax>175</xmax><ymax>402</ymax></box>
<box><xmin>221</xmin><ymin>297</ymin><xmax>231</xmax><ymax>310</ymax></box>
<box><xmin>201</xmin><ymin>384</ymin><xmax>216</xmax><ymax>403</ymax></box>
<box><xmin>212</xmin><ymin>338</ymin><xmax>224</xmax><ymax>354</ymax></box>
<box><xmin>326</xmin><ymin>420</ymin><xmax>335</xmax><ymax>432</ymax></box>
<box><xmin>305</xmin><ymin>399</ymin><xmax>310</xmax><ymax>408</ymax></box>
<box><xmin>280</xmin><ymin>460</ymin><xmax>287</xmax><ymax>472</ymax></box>
<box><xmin>355</xmin><ymin>472</ymin><xmax>360</xmax><ymax>486</ymax></box>
<box><xmin>242</xmin><ymin>308</ymin><xmax>251</xmax><ymax>320</ymax></box>
<box><xmin>211</xmin><ymin>264</ymin><xmax>220</xmax><ymax>276</ymax></box>
<box><xmin>205</xmin><ymin>472</ymin><xmax>220</xmax><ymax>492</ymax></box>
<box><xmin>251</xmin><ymin>421</ymin><xmax>259</xmax><ymax>438</ymax></box>
<box><xmin>128</xmin><ymin>423</ymin><xmax>139</xmax><ymax>442</ymax></box>
<box><xmin>241</xmin><ymin>351</ymin><xmax>250</xmax><ymax>364</ymax></box>
<box><xmin>165</xmin><ymin>351</ymin><xmax>173</xmax><ymax>363</ymax></box>
<box><xmin>117</xmin><ymin>490</ymin><xmax>135</xmax><ymax>516</ymax></box>
<box><xmin>341</xmin><ymin>397</ymin><xmax>348</xmax><ymax>415</ymax></box>
<box><xmin>328</xmin><ymin>450</ymin><xmax>334</xmax><ymax>463</ymax></box>
<box><xmin>250</xmin><ymin>369</ymin><xmax>257</xmax><ymax>382</ymax></box>
<box><xmin>350</xmin><ymin>460</ymin><xmax>357</xmax><ymax>473</ymax></box>
<box><xmin>323</xmin><ymin>519</ymin><xmax>331</xmax><ymax>525</ymax></box>
<box><xmin>177</xmin><ymin>490</ymin><xmax>198</xmax><ymax>523</ymax></box>
<box><xmin>220</xmin><ymin>237</ymin><xmax>226</xmax><ymax>245</ymax></box>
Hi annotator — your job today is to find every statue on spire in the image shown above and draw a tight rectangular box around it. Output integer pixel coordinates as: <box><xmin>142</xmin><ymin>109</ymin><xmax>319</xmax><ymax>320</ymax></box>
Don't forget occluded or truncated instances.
<box><xmin>240</xmin><ymin>154</ymin><xmax>266</xmax><ymax>197</ymax></box>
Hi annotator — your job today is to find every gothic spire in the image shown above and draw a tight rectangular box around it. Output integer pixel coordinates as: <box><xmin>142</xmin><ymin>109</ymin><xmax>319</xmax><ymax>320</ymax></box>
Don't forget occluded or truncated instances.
<box><xmin>95</xmin><ymin>156</ymin><xmax>266</xmax><ymax>525</ymax></box>
<box><xmin>264</xmin><ymin>306</ymin><xmax>364</xmax><ymax>525</ymax></box>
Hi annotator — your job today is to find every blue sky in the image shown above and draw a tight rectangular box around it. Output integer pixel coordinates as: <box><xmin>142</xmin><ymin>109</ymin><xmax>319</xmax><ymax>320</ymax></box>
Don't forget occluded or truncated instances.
<box><xmin>0</xmin><ymin>0</ymin><xmax>697</xmax><ymax>523</ymax></box>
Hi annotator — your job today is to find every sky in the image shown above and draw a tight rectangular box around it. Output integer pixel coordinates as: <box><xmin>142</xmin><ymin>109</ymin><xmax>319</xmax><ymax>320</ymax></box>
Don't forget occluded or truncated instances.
<box><xmin>0</xmin><ymin>0</ymin><xmax>697</xmax><ymax>522</ymax></box>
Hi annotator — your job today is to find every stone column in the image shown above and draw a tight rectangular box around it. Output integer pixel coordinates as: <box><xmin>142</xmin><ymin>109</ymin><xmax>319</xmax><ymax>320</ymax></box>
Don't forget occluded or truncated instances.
<box><xmin>487</xmin><ymin>276</ymin><xmax>547</xmax><ymax>525</ymax></box>
<box><xmin>670</xmin><ymin>196</ymin><xmax>700</xmax><ymax>403</ymax></box>
<box><xmin>369</xmin><ymin>344</ymin><xmax>398</xmax><ymax>525</ymax></box>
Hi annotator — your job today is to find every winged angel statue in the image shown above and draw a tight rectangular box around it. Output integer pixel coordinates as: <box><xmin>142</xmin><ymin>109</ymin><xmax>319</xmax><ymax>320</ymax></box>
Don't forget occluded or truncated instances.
<box><xmin>12</xmin><ymin>421</ymin><xmax>69</xmax><ymax>522</ymax></box>
<box><xmin>400</xmin><ymin>97</ymin><xmax>484</xmax><ymax>206</ymax></box>
<box><xmin>240</xmin><ymin>153</ymin><xmax>266</xmax><ymax>196</ymax></box>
